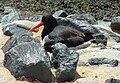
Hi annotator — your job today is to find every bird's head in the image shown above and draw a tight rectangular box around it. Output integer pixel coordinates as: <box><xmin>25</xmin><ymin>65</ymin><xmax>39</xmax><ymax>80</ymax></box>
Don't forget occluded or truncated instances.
<box><xmin>28</xmin><ymin>15</ymin><xmax>57</xmax><ymax>32</ymax></box>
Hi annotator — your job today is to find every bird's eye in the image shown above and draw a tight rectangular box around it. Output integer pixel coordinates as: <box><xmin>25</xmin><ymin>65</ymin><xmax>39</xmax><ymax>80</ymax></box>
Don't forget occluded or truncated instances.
<box><xmin>45</xmin><ymin>18</ymin><xmax>49</xmax><ymax>21</ymax></box>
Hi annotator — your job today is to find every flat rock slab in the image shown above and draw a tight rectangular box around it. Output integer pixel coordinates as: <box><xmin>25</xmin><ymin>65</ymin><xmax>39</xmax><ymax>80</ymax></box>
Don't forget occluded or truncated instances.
<box><xmin>75</xmin><ymin>78</ymin><xmax>98</xmax><ymax>83</ymax></box>
<box><xmin>77</xmin><ymin>47</ymin><xmax>120</xmax><ymax>66</ymax></box>
<box><xmin>88</xmin><ymin>58</ymin><xmax>118</xmax><ymax>67</ymax></box>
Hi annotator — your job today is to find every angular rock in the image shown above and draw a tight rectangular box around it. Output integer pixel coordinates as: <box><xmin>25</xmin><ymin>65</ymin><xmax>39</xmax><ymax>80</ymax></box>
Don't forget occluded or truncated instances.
<box><xmin>51</xmin><ymin>43</ymin><xmax>79</xmax><ymax>82</ymax></box>
<box><xmin>110</xmin><ymin>16</ymin><xmax>120</xmax><ymax>30</ymax></box>
<box><xmin>55</xmin><ymin>17</ymin><xmax>100</xmax><ymax>34</ymax></box>
<box><xmin>4</xmin><ymin>42</ymin><xmax>53</xmax><ymax>82</ymax></box>
<box><xmin>1</xmin><ymin>7</ymin><xmax>20</xmax><ymax>25</ymax></box>
<box><xmin>111</xmin><ymin>43</ymin><xmax>120</xmax><ymax>51</ymax></box>
<box><xmin>105</xmin><ymin>78</ymin><xmax>120</xmax><ymax>83</ymax></box>
<box><xmin>2</xmin><ymin>24</ymin><xmax>31</xmax><ymax>36</ymax></box>
<box><xmin>53</xmin><ymin>10</ymin><xmax>68</xmax><ymax>17</ymax></box>
<box><xmin>75</xmin><ymin>78</ymin><xmax>98</xmax><ymax>83</ymax></box>
<box><xmin>93</xmin><ymin>33</ymin><xmax>108</xmax><ymax>45</ymax></box>
<box><xmin>95</xmin><ymin>26</ymin><xmax>120</xmax><ymax>42</ymax></box>
<box><xmin>1</xmin><ymin>32</ymin><xmax>38</xmax><ymax>54</ymax></box>
<box><xmin>2</xmin><ymin>36</ymin><xmax>16</xmax><ymax>54</ymax></box>
<box><xmin>88</xmin><ymin>58</ymin><xmax>118</xmax><ymax>67</ymax></box>
<box><xmin>67</xmin><ymin>14</ymin><xmax>98</xmax><ymax>24</ymax></box>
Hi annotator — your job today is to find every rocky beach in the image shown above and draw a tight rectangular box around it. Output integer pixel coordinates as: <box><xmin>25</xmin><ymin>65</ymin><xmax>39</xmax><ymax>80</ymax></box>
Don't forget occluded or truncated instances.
<box><xmin>0</xmin><ymin>1</ymin><xmax>120</xmax><ymax>83</ymax></box>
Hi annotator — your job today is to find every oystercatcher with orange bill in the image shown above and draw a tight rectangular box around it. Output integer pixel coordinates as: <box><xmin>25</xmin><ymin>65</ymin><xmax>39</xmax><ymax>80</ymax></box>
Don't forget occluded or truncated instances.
<box><xmin>29</xmin><ymin>15</ymin><xmax>95</xmax><ymax>52</ymax></box>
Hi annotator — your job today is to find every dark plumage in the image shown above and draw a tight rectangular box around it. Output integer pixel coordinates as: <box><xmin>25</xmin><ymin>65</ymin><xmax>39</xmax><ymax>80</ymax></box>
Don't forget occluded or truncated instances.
<box><xmin>29</xmin><ymin>15</ymin><xmax>94</xmax><ymax>52</ymax></box>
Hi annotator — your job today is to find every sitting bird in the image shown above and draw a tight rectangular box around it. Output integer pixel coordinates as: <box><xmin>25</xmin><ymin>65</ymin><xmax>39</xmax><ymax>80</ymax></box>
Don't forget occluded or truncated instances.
<box><xmin>29</xmin><ymin>15</ymin><xmax>95</xmax><ymax>52</ymax></box>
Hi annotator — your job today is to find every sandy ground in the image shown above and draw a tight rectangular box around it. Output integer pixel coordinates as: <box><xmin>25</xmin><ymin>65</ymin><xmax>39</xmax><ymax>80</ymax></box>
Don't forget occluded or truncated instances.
<box><xmin>0</xmin><ymin>24</ymin><xmax>120</xmax><ymax>83</ymax></box>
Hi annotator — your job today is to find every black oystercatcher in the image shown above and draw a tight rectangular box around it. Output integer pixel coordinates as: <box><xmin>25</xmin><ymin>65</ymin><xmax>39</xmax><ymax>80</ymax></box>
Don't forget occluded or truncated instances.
<box><xmin>29</xmin><ymin>15</ymin><xmax>95</xmax><ymax>52</ymax></box>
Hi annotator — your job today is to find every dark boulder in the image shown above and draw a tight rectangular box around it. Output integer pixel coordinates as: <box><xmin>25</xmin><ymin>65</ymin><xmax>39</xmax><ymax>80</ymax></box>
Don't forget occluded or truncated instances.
<box><xmin>4</xmin><ymin>42</ymin><xmax>53</xmax><ymax>83</ymax></box>
<box><xmin>53</xmin><ymin>10</ymin><xmax>68</xmax><ymax>17</ymax></box>
<box><xmin>110</xmin><ymin>16</ymin><xmax>120</xmax><ymax>30</ymax></box>
<box><xmin>0</xmin><ymin>8</ymin><xmax>4</xmax><ymax>13</ymax></box>
<box><xmin>55</xmin><ymin>17</ymin><xmax>100</xmax><ymax>34</ymax></box>
<box><xmin>51</xmin><ymin>43</ymin><xmax>79</xmax><ymax>82</ymax></box>
<box><xmin>105</xmin><ymin>78</ymin><xmax>120</xmax><ymax>83</ymax></box>
<box><xmin>88</xmin><ymin>58</ymin><xmax>118</xmax><ymax>67</ymax></box>
<box><xmin>93</xmin><ymin>33</ymin><xmax>108</xmax><ymax>45</ymax></box>
<box><xmin>1</xmin><ymin>31</ymin><xmax>38</xmax><ymax>54</ymax></box>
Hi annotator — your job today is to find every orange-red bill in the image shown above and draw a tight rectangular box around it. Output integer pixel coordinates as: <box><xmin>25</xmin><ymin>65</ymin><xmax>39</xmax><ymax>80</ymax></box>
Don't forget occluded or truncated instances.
<box><xmin>28</xmin><ymin>22</ymin><xmax>44</xmax><ymax>32</ymax></box>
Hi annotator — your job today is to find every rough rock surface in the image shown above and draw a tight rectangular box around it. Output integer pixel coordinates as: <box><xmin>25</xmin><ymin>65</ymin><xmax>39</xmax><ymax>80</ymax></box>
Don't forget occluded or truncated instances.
<box><xmin>1</xmin><ymin>31</ymin><xmax>38</xmax><ymax>54</ymax></box>
<box><xmin>1</xmin><ymin>7</ymin><xmax>20</xmax><ymax>25</ymax></box>
<box><xmin>4</xmin><ymin>42</ymin><xmax>53</xmax><ymax>83</ymax></box>
<box><xmin>88</xmin><ymin>58</ymin><xmax>118</xmax><ymax>67</ymax></box>
<box><xmin>55</xmin><ymin>17</ymin><xmax>100</xmax><ymax>34</ymax></box>
<box><xmin>51</xmin><ymin>43</ymin><xmax>79</xmax><ymax>82</ymax></box>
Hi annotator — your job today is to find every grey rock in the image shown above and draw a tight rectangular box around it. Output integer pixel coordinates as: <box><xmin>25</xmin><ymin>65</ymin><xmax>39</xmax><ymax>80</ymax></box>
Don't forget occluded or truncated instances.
<box><xmin>55</xmin><ymin>17</ymin><xmax>100</xmax><ymax>34</ymax></box>
<box><xmin>93</xmin><ymin>33</ymin><xmax>108</xmax><ymax>45</ymax></box>
<box><xmin>105</xmin><ymin>78</ymin><xmax>120</xmax><ymax>83</ymax></box>
<box><xmin>88</xmin><ymin>58</ymin><xmax>118</xmax><ymax>67</ymax></box>
<box><xmin>111</xmin><ymin>43</ymin><xmax>120</xmax><ymax>51</ymax></box>
<box><xmin>4</xmin><ymin>42</ymin><xmax>53</xmax><ymax>83</ymax></box>
<box><xmin>77</xmin><ymin>48</ymin><xmax>120</xmax><ymax>66</ymax></box>
<box><xmin>94</xmin><ymin>26</ymin><xmax>120</xmax><ymax>42</ymax></box>
<box><xmin>2</xmin><ymin>24</ymin><xmax>31</xmax><ymax>36</ymax></box>
<box><xmin>1</xmin><ymin>32</ymin><xmax>38</xmax><ymax>54</ymax></box>
<box><xmin>18</xmin><ymin>11</ymin><xmax>42</xmax><ymax>21</ymax></box>
<box><xmin>110</xmin><ymin>16</ymin><xmax>120</xmax><ymax>30</ymax></box>
<box><xmin>0</xmin><ymin>7</ymin><xmax>5</xmax><ymax>23</ymax></box>
<box><xmin>3</xmin><ymin>7</ymin><xmax>14</xmax><ymax>14</ymax></box>
<box><xmin>51</xmin><ymin>43</ymin><xmax>79</xmax><ymax>82</ymax></box>
<box><xmin>75</xmin><ymin>78</ymin><xmax>98</xmax><ymax>83</ymax></box>
<box><xmin>67</xmin><ymin>14</ymin><xmax>98</xmax><ymax>25</ymax></box>
<box><xmin>1</xmin><ymin>7</ymin><xmax>20</xmax><ymax>25</ymax></box>
<box><xmin>56</xmin><ymin>65</ymin><xmax>77</xmax><ymax>82</ymax></box>
<box><xmin>2</xmin><ymin>36</ymin><xmax>16</xmax><ymax>54</ymax></box>
<box><xmin>53</xmin><ymin>10</ymin><xmax>68</xmax><ymax>17</ymax></box>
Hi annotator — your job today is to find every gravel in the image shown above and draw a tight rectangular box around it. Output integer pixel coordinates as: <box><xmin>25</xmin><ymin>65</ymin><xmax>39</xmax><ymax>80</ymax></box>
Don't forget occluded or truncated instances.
<box><xmin>0</xmin><ymin>0</ymin><xmax>120</xmax><ymax>20</ymax></box>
